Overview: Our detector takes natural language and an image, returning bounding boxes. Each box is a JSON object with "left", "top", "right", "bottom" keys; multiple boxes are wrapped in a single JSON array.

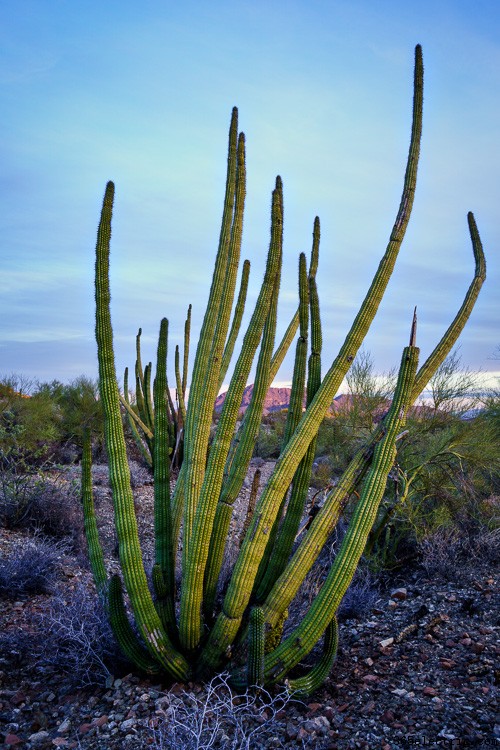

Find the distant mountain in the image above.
[
  {"left": 214, "top": 385, "right": 297, "bottom": 415},
  {"left": 214, "top": 385, "right": 439, "bottom": 420}
]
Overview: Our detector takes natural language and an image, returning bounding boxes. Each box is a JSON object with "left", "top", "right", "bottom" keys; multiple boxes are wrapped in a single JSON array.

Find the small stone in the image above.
[
  {"left": 29, "top": 731, "right": 51, "bottom": 743},
  {"left": 93, "top": 715, "right": 108, "bottom": 727},
  {"left": 364, "top": 657, "right": 374, "bottom": 667},
  {"left": 57, "top": 719, "right": 71, "bottom": 733},
  {"left": 379, "top": 637, "right": 394, "bottom": 649},
  {"left": 362, "top": 674, "right": 379, "bottom": 683},
  {"left": 423, "top": 686, "right": 437, "bottom": 696},
  {"left": 79, "top": 723, "right": 93, "bottom": 734},
  {"left": 391, "top": 688, "right": 408, "bottom": 697},
  {"left": 4, "top": 736, "right": 23, "bottom": 747},
  {"left": 391, "top": 587, "right": 407, "bottom": 601},
  {"left": 388, "top": 600, "right": 398, "bottom": 608},
  {"left": 52, "top": 740, "right": 71, "bottom": 747},
  {"left": 120, "top": 718, "right": 136, "bottom": 732}
]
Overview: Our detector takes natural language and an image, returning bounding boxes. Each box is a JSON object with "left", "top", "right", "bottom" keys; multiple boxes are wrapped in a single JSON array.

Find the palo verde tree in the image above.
[{"left": 83, "top": 46, "right": 486, "bottom": 691}]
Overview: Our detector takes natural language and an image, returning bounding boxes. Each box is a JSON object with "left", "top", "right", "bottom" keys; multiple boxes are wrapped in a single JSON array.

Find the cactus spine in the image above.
[{"left": 84, "top": 46, "right": 486, "bottom": 690}]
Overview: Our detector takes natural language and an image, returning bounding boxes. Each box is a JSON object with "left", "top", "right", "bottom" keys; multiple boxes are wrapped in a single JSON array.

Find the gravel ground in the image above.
[{"left": 0, "top": 461, "right": 498, "bottom": 749}]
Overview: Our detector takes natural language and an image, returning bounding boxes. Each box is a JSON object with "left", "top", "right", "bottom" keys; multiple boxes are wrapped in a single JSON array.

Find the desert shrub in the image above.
[
  {"left": 364, "top": 409, "right": 500, "bottom": 570},
  {"left": 28, "top": 583, "right": 123, "bottom": 686},
  {"left": 150, "top": 673, "right": 303, "bottom": 750},
  {"left": 0, "top": 467, "right": 83, "bottom": 549},
  {"left": 254, "top": 412, "right": 287, "bottom": 459},
  {"left": 0, "top": 535, "right": 68, "bottom": 597}
]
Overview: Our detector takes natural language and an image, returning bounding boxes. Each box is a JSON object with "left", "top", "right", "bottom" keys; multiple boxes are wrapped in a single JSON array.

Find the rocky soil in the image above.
[{"left": 0, "top": 461, "right": 498, "bottom": 749}]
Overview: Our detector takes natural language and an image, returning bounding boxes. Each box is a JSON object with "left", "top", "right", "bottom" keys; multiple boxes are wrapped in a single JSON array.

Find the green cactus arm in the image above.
[
  {"left": 262, "top": 218, "right": 486, "bottom": 626},
  {"left": 182, "top": 303, "right": 191, "bottom": 399},
  {"left": 119, "top": 391, "right": 154, "bottom": 440},
  {"left": 121, "top": 369, "right": 153, "bottom": 467},
  {"left": 200, "top": 181, "right": 283, "bottom": 623},
  {"left": 283, "top": 252, "right": 309, "bottom": 445},
  {"left": 175, "top": 346, "right": 187, "bottom": 425},
  {"left": 182, "top": 115, "right": 242, "bottom": 557},
  {"left": 264, "top": 343, "right": 419, "bottom": 683},
  {"left": 94, "top": 182, "right": 189, "bottom": 680},
  {"left": 269, "top": 216, "right": 320, "bottom": 384},
  {"left": 143, "top": 363, "right": 155, "bottom": 431},
  {"left": 108, "top": 575, "right": 163, "bottom": 675},
  {"left": 199, "top": 45, "right": 423, "bottom": 674},
  {"left": 247, "top": 607, "right": 265, "bottom": 689},
  {"left": 410, "top": 212, "right": 486, "bottom": 399},
  {"left": 153, "top": 318, "right": 176, "bottom": 635},
  {"left": 179, "top": 177, "right": 281, "bottom": 650},
  {"left": 285, "top": 615, "right": 338, "bottom": 696},
  {"left": 252, "top": 252, "right": 310, "bottom": 597},
  {"left": 81, "top": 430, "right": 107, "bottom": 595},
  {"left": 136, "top": 328, "right": 145, "bottom": 390},
  {"left": 218, "top": 259, "right": 251, "bottom": 392},
  {"left": 256, "top": 272, "right": 323, "bottom": 602}
]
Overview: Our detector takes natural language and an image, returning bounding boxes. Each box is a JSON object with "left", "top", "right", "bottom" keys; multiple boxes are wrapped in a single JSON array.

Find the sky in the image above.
[{"left": 1, "top": 0, "right": 499, "bottom": 395}]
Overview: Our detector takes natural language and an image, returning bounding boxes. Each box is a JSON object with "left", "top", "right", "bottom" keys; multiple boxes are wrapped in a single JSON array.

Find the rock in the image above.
[
  {"left": 422, "top": 686, "right": 438, "bottom": 696},
  {"left": 28, "top": 731, "right": 51, "bottom": 743},
  {"left": 57, "top": 719, "right": 71, "bottom": 733},
  {"left": 120, "top": 718, "right": 136, "bottom": 732},
  {"left": 391, "top": 587, "right": 407, "bottom": 601},
  {"left": 379, "top": 637, "right": 394, "bottom": 649},
  {"left": 4, "top": 736, "right": 23, "bottom": 747}
]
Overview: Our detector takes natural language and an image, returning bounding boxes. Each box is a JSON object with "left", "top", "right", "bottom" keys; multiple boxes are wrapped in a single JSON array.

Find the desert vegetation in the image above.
[{"left": 1, "top": 44, "right": 498, "bottom": 748}]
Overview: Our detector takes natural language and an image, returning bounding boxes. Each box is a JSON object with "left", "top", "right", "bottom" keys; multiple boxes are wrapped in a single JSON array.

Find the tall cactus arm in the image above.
[
  {"left": 264, "top": 342, "right": 419, "bottom": 683},
  {"left": 120, "top": 368, "right": 152, "bottom": 466},
  {"left": 253, "top": 252, "right": 310, "bottom": 597},
  {"left": 182, "top": 114, "right": 242, "bottom": 556},
  {"left": 94, "top": 182, "right": 189, "bottom": 680},
  {"left": 218, "top": 258, "right": 251, "bottom": 392},
  {"left": 269, "top": 216, "right": 320, "bottom": 384},
  {"left": 143, "top": 363, "right": 155, "bottom": 431},
  {"left": 285, "top": 615, "right": 338, "bottom": 696},
  {"left": 182, "top": 303, "right": 191, "bottom": 399},
  {"left": 262, "top": 216, "right": 486, "bottom": 627},
  {"left": 256, "top": 272, "right": 323, "bottom": 602},
  {"left": 153, "top": 318, "right": 176, "bottom": 635},
  {"left": 200, "top": 45, "right": 423, "bottom": 674},
  {"left": 175, "top": 345, "right": 187, "bottom": 424},
  {"left": 201, "top": 181, "right": 284, "bottom": 622},
  {"left": 247, "top": 607, "right": 265, "bottom": 689},
  {"left": 81, "top": 430, "right": 107, "bottom": 595},
  {"left": 180, "top": 178, "right": 281, "bottom": 650},
  {"left": 410, "top": 212, "right": 486, "bottom": 399},
  {"left": 108, "top": 575, "right": 163, "bottom": 675}
]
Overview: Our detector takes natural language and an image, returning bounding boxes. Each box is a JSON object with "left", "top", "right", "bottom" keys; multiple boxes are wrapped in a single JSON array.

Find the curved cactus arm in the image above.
[
  {"left": 218, "top": 258, "right": 251, "bottom": 392},
  {"left": 108, "top": 575, "right": 163, "bottom": 675},
  {"left": 269, "top": 216, "right": 320, "bottom": 384},
  {"left": 256, "top": 272, "right": 323, "bottom": 602},
  {"left": 95, "top": 182, "right": 189, "bottom": 680},
  {"left": 285, "top": 615, "right": 338, "bottom": 696},
  {"left": 410, "top": 212, "right": 486, "bottom": 399},
  {"left": 200, "top": 45, "right": 423, "bottom": 675},
  {"left": 262, "top": 217, "right": 486, "bottom": 626},
  {"left": 247, "top": 607, "right": 265, "bottom": 690},
  {"left": 180, "top": 178, "right": 281, "bottom": 650},
  {"left": 263, "top": 343, "right": 419, "bottom": 683},
  {"left": 182, "top": 115, "right": 243, "bottom": 557},
  {"left": 153, "top": 318, "right": 177, "bottom": 636},
  {"left": 81, "top": 430, "right": 107, "bottom": 595}
]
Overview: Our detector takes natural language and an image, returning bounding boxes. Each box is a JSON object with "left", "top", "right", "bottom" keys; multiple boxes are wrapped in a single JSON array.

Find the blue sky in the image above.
[{"left": 1, "top": 0, "right": 499, "bottom": 392}]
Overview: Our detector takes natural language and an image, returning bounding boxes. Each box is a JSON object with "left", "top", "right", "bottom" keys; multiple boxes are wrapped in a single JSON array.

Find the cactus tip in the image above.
[{"left": 410, "top": 307, "right": 417, "bottom": 346}]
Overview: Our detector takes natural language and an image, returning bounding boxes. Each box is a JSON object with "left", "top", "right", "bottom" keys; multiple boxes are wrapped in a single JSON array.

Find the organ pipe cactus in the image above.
[{"left": 83, "top": 46, "right": 486, "bottom": 691}]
